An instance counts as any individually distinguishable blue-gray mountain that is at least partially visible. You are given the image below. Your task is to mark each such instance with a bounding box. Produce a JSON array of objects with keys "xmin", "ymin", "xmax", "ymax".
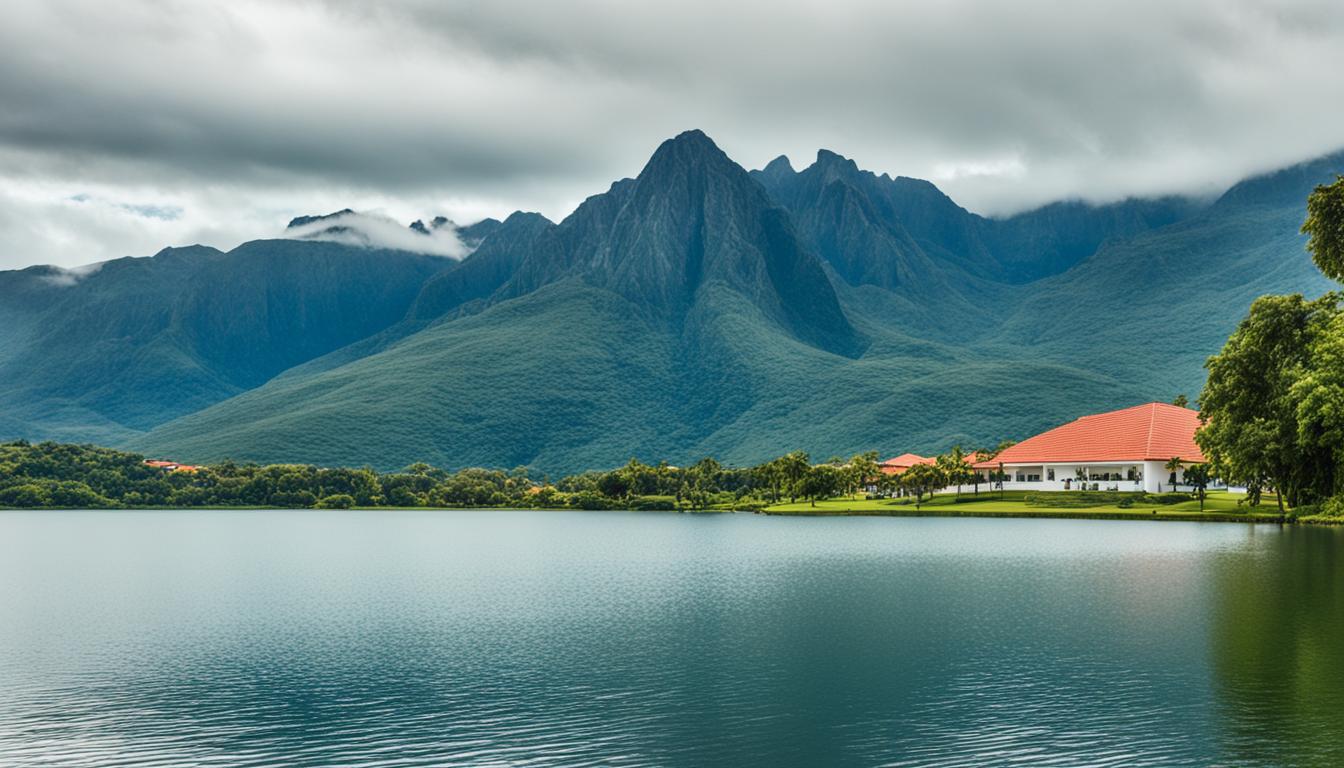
[{"xmin": 0, "ymin": 130, "xmax": 1336, "ymax": 472}]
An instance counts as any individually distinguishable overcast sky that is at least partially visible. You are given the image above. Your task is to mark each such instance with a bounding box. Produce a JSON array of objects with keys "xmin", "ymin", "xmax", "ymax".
[{"xmin": 2, "ymin": 0, "xmax": 1343, "ymax": 269}]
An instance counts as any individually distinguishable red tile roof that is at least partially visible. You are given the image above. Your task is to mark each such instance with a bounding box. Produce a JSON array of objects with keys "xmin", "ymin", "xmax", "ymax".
[
  {"xmin": 879, "ymin": 453, "xmax": 935, "ymax": 475},
  {"xmin": 973, "ymin": 403, "xmax": 1205, "ymax": 467}
]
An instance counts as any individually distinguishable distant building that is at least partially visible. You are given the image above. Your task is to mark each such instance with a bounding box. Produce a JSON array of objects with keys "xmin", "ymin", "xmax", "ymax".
[
  {"xmin": 879, "ymin": 453, "xmax": 935, "ymax": 475},
  {"xmin": 971, "ymin": 402, "xmax": 1207, "ymax": 493},
  {"xmin": 144, "ymin": 460, "xmax": 201, "ymax": 473}
]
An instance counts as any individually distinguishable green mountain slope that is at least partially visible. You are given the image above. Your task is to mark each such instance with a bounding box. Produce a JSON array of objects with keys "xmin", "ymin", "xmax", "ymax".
[
  {"xmin": 994, "ymin": 152, "xmax": 1342, "ymax": 400},
  {"xmin": 0, "ymin": 241, "xmax": 449, "ymax": 441}
]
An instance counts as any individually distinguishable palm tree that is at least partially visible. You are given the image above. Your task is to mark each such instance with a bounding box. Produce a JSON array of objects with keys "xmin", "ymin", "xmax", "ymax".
[
  {"xmin": 1164, "ymin": 456, "xmax": 1183, "ymax": 492},
  {"xmin": 1184, "ymin": 463, "xmax": 1210, "ymax": 511},
  {"xmin": 937, "ymin": 446, "xmax": 972, "ymax": 499}
]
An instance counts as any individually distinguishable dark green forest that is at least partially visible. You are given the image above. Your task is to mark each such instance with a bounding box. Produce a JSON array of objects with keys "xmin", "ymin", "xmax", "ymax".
[{"xmin": 0, "ymin": 440, "xmax": 893, "ymax": 511}]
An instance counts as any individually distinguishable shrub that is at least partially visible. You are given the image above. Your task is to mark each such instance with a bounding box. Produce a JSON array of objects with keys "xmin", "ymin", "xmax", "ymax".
[
  {"xmin": 317, "ymin": 494, "xmax": 355, "ymax": 509},
  {"xmin": 0, "ymin": 483, "xmax": 49, "ymax": 507},
  {"xmin": 630, "ymin": 495, "xmax": 676, "ymax": 511},
  {"xmin": 568, "ymin": 490, "xmax": 611, "ymax": 510},
  {"xmin": 1317, "ymin": 496, "xmax": 1344, "ymax": 518},
  {"xmin": 1142, "ymin": 493, "xmax": 1192, "ymax": 505},
  {"xmin": 1024, "ymin": 491, "xmax": 1143, "ymax": 508}
]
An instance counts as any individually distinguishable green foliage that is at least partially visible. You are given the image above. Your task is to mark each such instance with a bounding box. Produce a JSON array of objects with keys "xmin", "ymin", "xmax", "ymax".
[
  {"xmin": 936, "ymin": 446, "xmax": 974, "ymax": 496},
  {"xmin": 899, "ymin": 463, "xmax": 946, "ymax": 508},
  {"xmin": 1302, "ymin": 175, "xmax": 1344, "ymax": 282},
  {"xmin": 1144, "ymin": 492, "xmax": 1194, "ymax": 505},
  {"xmin": 1317, "ymin": 496, "xmax": 1344, "ymax": 518},
  {"xmin": 1198, "ymin": 292, "xmax": 1343, "ymax": 508},
  {"xmin": 0, "ymin": 441, "xmax": 793, "ymax": 511},
  {"xmin": 1023, "ymin": 491, "xmax": 1143, "ymax": 508}
]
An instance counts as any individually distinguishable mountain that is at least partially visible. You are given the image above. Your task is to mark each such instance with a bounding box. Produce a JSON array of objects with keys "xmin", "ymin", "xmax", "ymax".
[
  {"xmin": 991, "ymin": 151, "xmax": 1341, "ymax": 397},
  {"xmin": 0, "ymin": 241, "xmax": 449, "ymax": 443},
  {"xmin": 1, "ymin": 130, "xmax": 1338, "ymax": 473},
  {"xmin": 754, "ymin": 149, "xmax": 1200, "ymax": 290}
]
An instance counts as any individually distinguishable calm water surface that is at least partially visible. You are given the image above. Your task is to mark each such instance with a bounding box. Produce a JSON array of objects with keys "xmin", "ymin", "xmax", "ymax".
[{"xmin": 0, "ymin": 510, "xmax": 1341, "ymax": 767}]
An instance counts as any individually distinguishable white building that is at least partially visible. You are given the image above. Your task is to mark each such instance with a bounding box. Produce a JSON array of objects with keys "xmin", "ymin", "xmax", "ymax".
[{"xmin": 969, "ymin": 402, "xmax": 1208, "ymax": 494}]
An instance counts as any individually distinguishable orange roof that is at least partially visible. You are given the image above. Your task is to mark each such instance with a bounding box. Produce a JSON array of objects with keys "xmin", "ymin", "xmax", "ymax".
[
  {"xmin": 973, "ymin": 403, "xmax": 1205, "ymax": 467},
  {"xmin": 144, "ymin": 459, "xmax": 201, "ymax": 472},
  {"xmin": 881, "ymin": 453, "xmax": 933, "ymax": 466},
  {"xmin": 879, "ymin": 453, "xmax": 935, "ymax": 475}
]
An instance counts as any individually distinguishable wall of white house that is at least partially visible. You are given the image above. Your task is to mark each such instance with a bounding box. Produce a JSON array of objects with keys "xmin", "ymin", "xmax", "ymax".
[{"xmin": 936, "ymin": 461, "xmax": 1204, "ymax": 495}]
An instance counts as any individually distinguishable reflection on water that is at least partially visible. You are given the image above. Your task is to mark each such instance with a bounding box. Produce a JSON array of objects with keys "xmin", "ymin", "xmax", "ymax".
[
  {"xmin": 1211, "ymin": 526, "xmax": 1344, "ymax": 766},
  {"xmin": 0, "ymin": 510, "xmax": 1340, "ymax": 766}
]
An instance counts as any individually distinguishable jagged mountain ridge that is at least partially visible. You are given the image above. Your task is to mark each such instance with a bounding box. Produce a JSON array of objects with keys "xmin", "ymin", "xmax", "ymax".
[{"xmin": 1, "ymin": 130, "xmax": 1339, "ymax": 471}]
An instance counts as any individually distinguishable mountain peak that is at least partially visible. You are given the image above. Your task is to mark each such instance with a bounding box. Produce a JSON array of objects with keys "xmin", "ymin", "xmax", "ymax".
[
  {"xmin": 286, "ymin": 209, "xmax": 354, "ymax": 229},
  {"xmin": 813, "ymin": 149, "xmax": 860, "ymax": 175},
  {"xmin": 640, "ymin": 129, "xmax": 735, "ymax": 179},
  {"xmin": 758, "ymin": 155, "xmax": 796, "ymax": 185}
]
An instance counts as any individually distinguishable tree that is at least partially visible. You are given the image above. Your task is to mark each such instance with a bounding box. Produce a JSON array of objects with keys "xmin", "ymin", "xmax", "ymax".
[
  {"xmin": 778, "ymin": 451, "xmax": 811, "ymax": 503},
  {"xmin": 936, "ymin": 446, "xmax": 973, "ymax": 499},
  {"xmin": 1302, "ymin": 175, "xmax": 1344, "ymax": 282},
  {"xmin": 901, "ymin": 463, "xmax": 945, "ymax": 509},
  {"xmin": 1164, "ymin": 457, "xmax": 1184, "ymax": 492},
  {"xmin": 1290, "ymin": 313, "xmax": 1344, "ymax": 500},
  {"xmin": 1172, "ymin": 394, "xmax": 1189, "ymax": 408},
  {"xmin": 800, "ymin": 464, "xmax": 843, "ymax": 506},
  {"xmin": 1184, "ymin": 463, "xmax": 1211, "ymax": 512},
  {"xmin": 970, "ymin": 448, "xmax": 991, "ymax": 496},
  {"xmin": 847, "ymin": 451, "xmax": 880, "ymax": 497},
  {"xmin": 1197, "ymin": 293, "xmax": 1341, "ymax": 510},
  {"xmin": 753, "ymin": 459, "xmax": 784, "ymax": 502}
]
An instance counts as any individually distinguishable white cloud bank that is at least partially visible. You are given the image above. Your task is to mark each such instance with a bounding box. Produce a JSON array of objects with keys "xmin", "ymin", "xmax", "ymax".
[{"xmin": 284, "ymin": 210, "xmax": 470, "ymax": 259}]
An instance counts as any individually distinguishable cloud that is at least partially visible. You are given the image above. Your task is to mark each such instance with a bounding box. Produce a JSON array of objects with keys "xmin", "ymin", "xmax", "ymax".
[
  {"xmin": 0, "ymin": 0, "xmax": 1342, "ymax": 268},
  {"xmin": 36, "ymin": 261, "xmax": 103, "ymax": 287},
  {"xmin": 284, "ymin": 210, "xmax": 469, "ymax": 258},
  {"xmin": 69, "ymin": 194, "xmax": 184, "ymax": 221}
]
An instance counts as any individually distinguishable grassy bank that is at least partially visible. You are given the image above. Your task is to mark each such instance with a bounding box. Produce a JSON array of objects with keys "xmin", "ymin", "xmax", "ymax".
[{"xmin": 764, "ymin": 490, "xmax": 1293, "ymax": 523}]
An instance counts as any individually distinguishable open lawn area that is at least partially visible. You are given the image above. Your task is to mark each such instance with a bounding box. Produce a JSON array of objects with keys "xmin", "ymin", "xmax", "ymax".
[{"xmin": 764, "ymin": 490, "xmax": 1289, "ymax": 522}]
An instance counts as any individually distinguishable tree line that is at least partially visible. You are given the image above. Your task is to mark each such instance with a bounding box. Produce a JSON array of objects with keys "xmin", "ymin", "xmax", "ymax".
[
  {"xmin": 0, "ymin": 439, "xmax": 1045, "ymax": 511},
  {"xmin": 0, "ymin": 441, "xmax": 957, "ymax": 510}
]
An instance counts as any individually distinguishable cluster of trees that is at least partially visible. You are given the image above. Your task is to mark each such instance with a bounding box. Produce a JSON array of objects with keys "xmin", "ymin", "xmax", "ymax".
[
  {"xmin": 1196, "ymin": 175, "xmax": 1344, "ymax": 515},
  {"xmin": 0, "ymin": 439, "xmax": 1030, "ymax": 511},
  {"xmin": 0, "ymin": 442, "xmax": 929, "ymax": 510}
]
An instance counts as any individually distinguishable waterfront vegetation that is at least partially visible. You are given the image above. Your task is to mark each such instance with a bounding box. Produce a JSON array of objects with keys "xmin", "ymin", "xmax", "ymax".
[
  {"xmin": 763, "ymin": 490, "xmax": 1294, "ymax": 522},
  {"xmin": 3, "ymin": 439, "xmax": 1341, "ymax": 523}
]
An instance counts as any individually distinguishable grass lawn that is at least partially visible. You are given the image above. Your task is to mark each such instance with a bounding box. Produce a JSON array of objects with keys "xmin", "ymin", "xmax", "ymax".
[{"xmin": 764, "ymin": 490, "xmax": 1288, "ymax": 522}]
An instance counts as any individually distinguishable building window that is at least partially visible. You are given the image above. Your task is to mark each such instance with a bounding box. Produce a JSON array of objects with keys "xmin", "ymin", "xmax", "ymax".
[{"xmin": 1047, "ymin": 468, "xmax": 1055, "ymax": 481}]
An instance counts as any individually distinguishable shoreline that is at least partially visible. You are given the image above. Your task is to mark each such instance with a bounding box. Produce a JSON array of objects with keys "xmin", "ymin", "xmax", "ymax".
[
  {"xmin": 759, "ymin": 507, "xmax": 1297, "ymax": 524},
  {"xmin": 4, "ymin": 504, "xmax": 1339, "ymax": 525}
]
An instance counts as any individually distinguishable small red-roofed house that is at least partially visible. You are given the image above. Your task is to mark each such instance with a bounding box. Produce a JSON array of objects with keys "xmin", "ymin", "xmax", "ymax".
[
  {"xmin": 970, "ymin": 402, "xmax": 1207, "ymax": 493},
  {"xmin": 144, "ymin": 459, "xmax": 201, "ymax": 473},
  {"xmin": 879, "ymin": 453, "xmax": 935, "ymax": 476}
]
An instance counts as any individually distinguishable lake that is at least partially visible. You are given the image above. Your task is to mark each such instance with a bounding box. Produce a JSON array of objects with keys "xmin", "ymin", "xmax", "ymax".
[{"xmin": 0, "ymin": 510, "xmax": 1341, "ymax": 766}]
